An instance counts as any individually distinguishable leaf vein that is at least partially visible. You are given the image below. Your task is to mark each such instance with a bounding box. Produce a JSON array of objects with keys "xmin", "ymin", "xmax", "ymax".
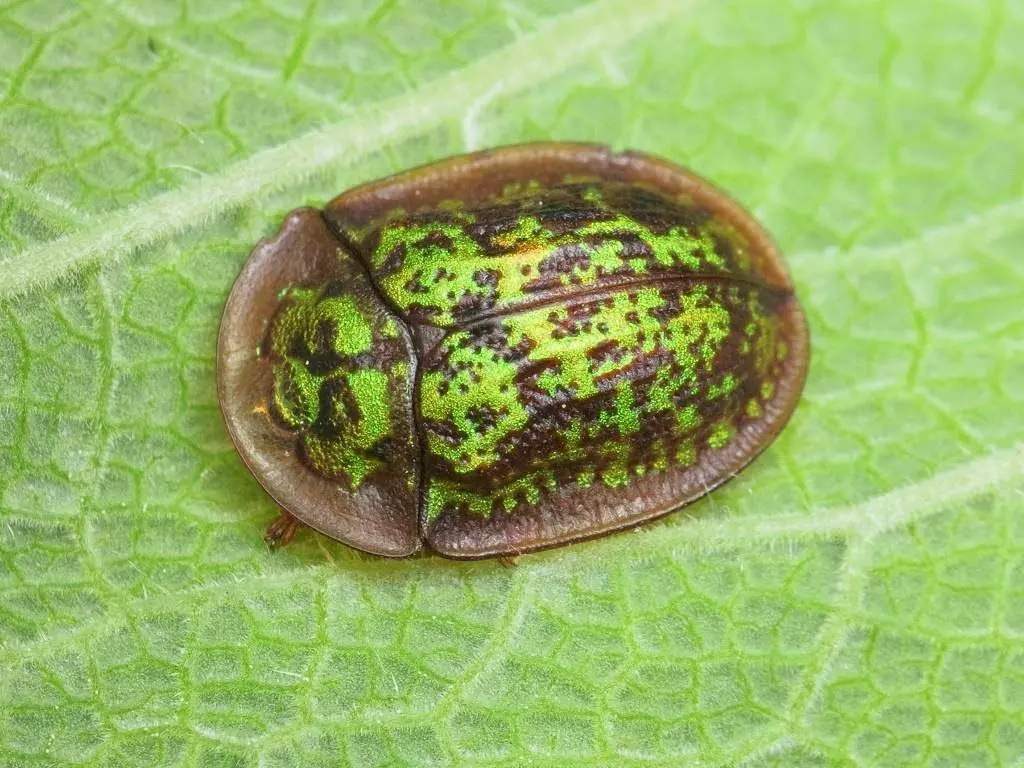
[
  {"xmin": 789, "ymin": 195, "xmax": 1024, "ymax": 271},
  {"xmin": 0, "ymin": 0, "xmax": 687, "ymax": 298},
  {"xmin": 2, "ymin": 446, "xmax": 1018, "ymax": 667}
]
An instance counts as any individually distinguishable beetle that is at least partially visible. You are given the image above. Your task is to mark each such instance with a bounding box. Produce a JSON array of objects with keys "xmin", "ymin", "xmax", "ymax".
[{"xmin": 217, "ymin": 142, "xmax": 808, "ymax": 559}]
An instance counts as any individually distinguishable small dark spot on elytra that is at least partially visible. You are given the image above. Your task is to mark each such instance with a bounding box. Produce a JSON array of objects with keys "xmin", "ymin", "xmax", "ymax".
[
  {"xmin": 417, "ymin": 231, "xmax": 455, "ymax": 251},
  {"xmin": 588, "ymin": 339, "xmax": 625, "ymax": 368},
  {"xmin": 403, "ymin": 270, "xmax": 430, "ymax": 294},
  {"xmin": 430, "ymin": 420, "xmax": 463, "ymax": 446},
  {"xmin": 711, "ymin": 233, "xmax": 735, "ymax": 267},
  {"xmin": 403, "ymin": 303, "xmax": 440, "ymax": 324},
  {"xmin": 314, "ymin": 377, "xmax": 359, "ymax": 435},
  {"xmin": 349, "ymin": 351, "xmax": 376, "ymax": 369},
  {"xmin": 380, "ymin": 242, "xmax": 407, "ymax": 275},
  {"xmin": 537, "ymin": 243, "xmax": 590, "ymax": 277},
  {"xmin": 463, "ymin": 323, "xmax": 522, "ymax": 359},
  {"xmin": 472, "ymin": 268, "xmax": 500, "ymax": 288},
  {"xmin": 466, "ymin": 404, "xmax": 501, "ymax": 433},
  {"xmin": 320, "ymin": 281, "xmax": 347, "ymax": 298},
  {"xmin": 369, "ymin": 437, "xmax": 396, "ymax": 461},
  {"xmin": 453, "ymin": 290, "xmax": 496, "ymax": 322}
]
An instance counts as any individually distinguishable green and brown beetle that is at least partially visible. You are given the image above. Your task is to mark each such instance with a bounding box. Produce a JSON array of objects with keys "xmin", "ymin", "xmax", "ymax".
[{"xmin": 217, "ymin": 143, "xmax": 808, "ymax": 559}]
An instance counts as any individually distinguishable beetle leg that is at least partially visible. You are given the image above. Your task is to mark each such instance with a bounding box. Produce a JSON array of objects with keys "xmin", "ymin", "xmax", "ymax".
[{"xmin": 264, "ymin": 510, "xmax": 302, "ymax": 548}]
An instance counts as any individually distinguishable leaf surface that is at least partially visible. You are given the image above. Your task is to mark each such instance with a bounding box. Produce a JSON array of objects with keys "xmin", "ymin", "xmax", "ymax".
[{"xmin": 1, "ymin": 0, "xmax": 1023, "ymax": 765}]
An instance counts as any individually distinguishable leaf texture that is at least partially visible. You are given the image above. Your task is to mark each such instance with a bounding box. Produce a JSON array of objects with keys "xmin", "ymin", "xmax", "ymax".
[{"xmin": 1, "ymin": 0, "xmax": 1023, "ymax": 765}]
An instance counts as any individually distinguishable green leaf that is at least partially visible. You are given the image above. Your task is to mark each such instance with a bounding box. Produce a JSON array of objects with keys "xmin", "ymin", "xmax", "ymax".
[{"xmin": 1, "ymin": 0, "xmax": 1022, "ymax": 765}]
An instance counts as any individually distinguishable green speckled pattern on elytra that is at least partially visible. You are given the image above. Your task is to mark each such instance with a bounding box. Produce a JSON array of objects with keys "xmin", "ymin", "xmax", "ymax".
[
  {"xmin": 341, "ymin": 182, "xmax": 755, "ymax": 326},
  {"xmin": 419, "ymin": 280, "xmax": 786, "ymax": 520},
  {"xmin": 325, "ymin": 177, "xmax": 793, "ymax": 522},
  {"xmin": 267, "ymin": 282, "xmax": 408, "ymax": 491}
]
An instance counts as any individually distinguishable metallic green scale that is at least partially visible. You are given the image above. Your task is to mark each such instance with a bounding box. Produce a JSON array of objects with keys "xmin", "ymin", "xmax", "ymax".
[{"xmin": 269, "ymin": 287, "xmax": 397, "ymax": 490}]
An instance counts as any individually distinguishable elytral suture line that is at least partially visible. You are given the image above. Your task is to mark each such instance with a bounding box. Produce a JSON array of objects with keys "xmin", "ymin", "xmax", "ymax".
[{"xmin": 0, "ymin": 0, "xmax": 691, "ymax": 299}]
